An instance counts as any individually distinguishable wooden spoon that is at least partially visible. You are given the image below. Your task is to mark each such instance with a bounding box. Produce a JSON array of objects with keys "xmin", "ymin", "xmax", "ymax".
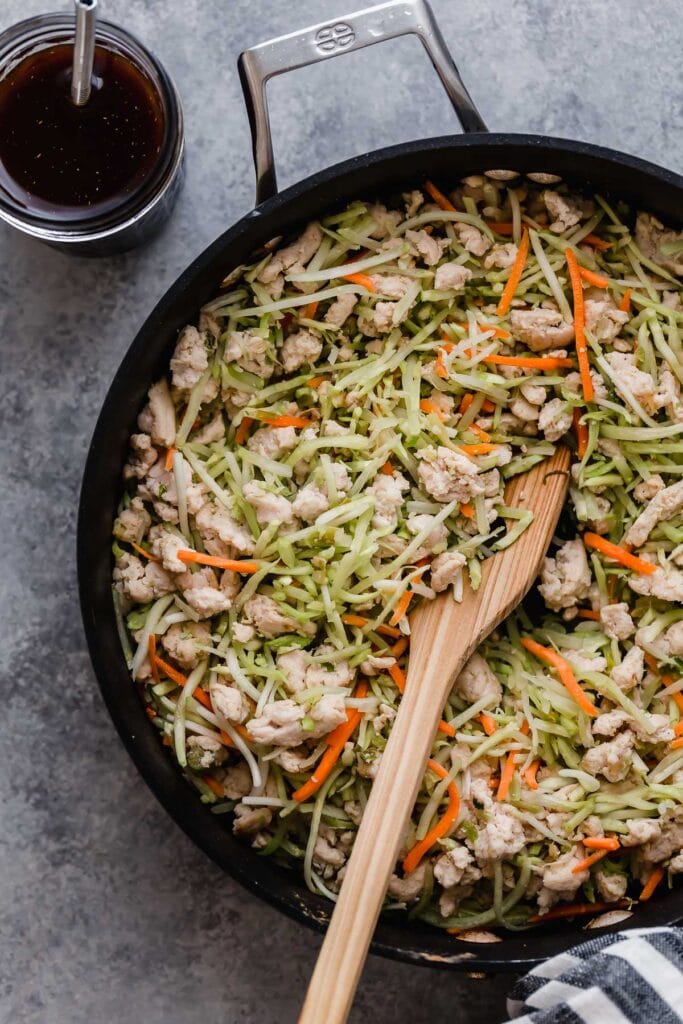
[{"xmin": 298, "ymin": 446, "xmax": 571, "ymax": 1024}]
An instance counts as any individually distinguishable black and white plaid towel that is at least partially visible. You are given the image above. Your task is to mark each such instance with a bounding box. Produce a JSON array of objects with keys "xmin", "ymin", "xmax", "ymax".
[{"xmin": 507, "ymin": 927, "xmax": 683, "ymax": 1023}]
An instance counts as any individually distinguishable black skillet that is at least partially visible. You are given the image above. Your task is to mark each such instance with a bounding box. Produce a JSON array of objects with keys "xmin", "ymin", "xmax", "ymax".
[{"xmin": 78, "ymin": 0, "xmax": 683, "ymax": 971}]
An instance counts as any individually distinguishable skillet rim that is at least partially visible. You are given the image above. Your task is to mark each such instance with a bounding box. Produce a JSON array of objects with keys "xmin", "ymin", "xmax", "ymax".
[{"xmin": 78, "ymin": 131, "xmax": 683, "ymax": 971}]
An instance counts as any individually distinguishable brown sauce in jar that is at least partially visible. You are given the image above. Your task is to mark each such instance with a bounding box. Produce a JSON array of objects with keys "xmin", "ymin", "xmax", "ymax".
[{"xmin": 0, "ymin": 42, "xmax": 166, "ymax": 221}]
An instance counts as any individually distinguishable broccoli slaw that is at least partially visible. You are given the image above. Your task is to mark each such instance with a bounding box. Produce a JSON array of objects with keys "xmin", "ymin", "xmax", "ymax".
[{"xmin": 111, "ymin": 170, "xmax": 683, "ymax": 933}]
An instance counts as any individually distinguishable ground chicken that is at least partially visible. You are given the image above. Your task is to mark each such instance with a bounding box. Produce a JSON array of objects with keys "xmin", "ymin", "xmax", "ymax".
[
  {"xmin": 665, "ymin": 620, "xmax": 683, "ymax": 656},
  {"xmin": 417, "ymin": 445, "xmax": 484, "ymax": 504},
  {"xmin": 247, "ymin": 425, "xmax": 298, "ymax": 461},
  {"xmin": 142, "ymin": 458, "xmax": 205, "ymax": 524},
  {"xmin": 431, "ymin": 551, "xmax": 467, "ymax": 592},
  {"xmin": 225, "ymin": 330, "xmax": 274, "ymax": 379},
  {"xmin": 619, "ymin": 818, "xmax": 662, "ymax": 848},
  {"xmin": 456, "ymin": 223, "xmax": 491, "ymax": 257},
  {"xmin": 387, "ymin": 863, "xmax": 428, "ymax": 903},
  {"xmin": 368, "ymin": 471, "xmax": 409, "ymax": 529},
  {"xmin": 259, "ymin": 222, "xmax": 323, "ymax": 283},
  {"xmin": 610, "ymin": 646, "xmax": 645, "ymax": 693},
  {"xmin": 360, "ymin": 655, "xmax": 395, "ymax": 678},
  {"xmin": 124, "ymin": 433, "xmax": 158, "ymax": 480},
  {"xmin": 368, "ymin": 273, "xmax": 413, "ymax": 299},
  {"xmin": 509, "ymin": 306, "xmax": 575, "ymax": 351},
  {"xmin": 247, "ymin": 694, "xmax": 346, "ymax": 746},
  {"xmin": 137, "ymin": 379, "xmax": 176, "ymax": 448},
  {"xmin": 193, "ymin": 503, "xmax": 253, "ymax": 559},
  {"xmin": 194, "ymin": 412, "xmax": 225, "ymax": 445},
  {"xmin": 537, "ymin": 849, "xmax": 590, "ymax": 913},
  {"xmin": 595, "ymin": 870, "xmax": 628, "ymax": 902},
  {"xmin": 186, "ymin": 735, "xmax": 226, "ymax": 771},
  {"xmin": 510, "ymin": 396, "xmax": 541, "ymax": 423},
  {"xmin": 403, "ymin": 190, "xmax": 424, "ymax": 217},
  {"xmin": 406, "ymin": 513, "xmax": 448, "ymax": 557},
  {"xmin": 222, "ymin": 761, "xmax": 252, "ymax": 800},
  {"xmin": 483, "ymin": 243, "xmax": 518, "ymax": 269},
  {"xmin": 538, "ymin": 398, "xmax": 573, "ymax": 442},
  {"xmin": 372, "ymin": 702, "xmax": 396, "ymax": 733},
  {"xmin": 113, "ymin": 497, "xmax": 151, "ymax": 545},
  {"xmin": 368, "ymin": 204, "xmax": 402, "ymax": 239},
  {"xmin": 324, "ymin": 292, "xmax": 357, "ymax": 328},
  {"xmin": 433, "ymin": 262, "xmax": 472, "ymax": 290},
  {"xmin": 582, "ymin": 730, "xmax": 634, "ymax": 782},
  {"xmin": 624, "ymin": 480, "xmax": 683, "ymax": 548},
  {"xmin": 291, "ymin": 483, "xmax": 329, "ymax": 522},
  {"xmin": 584, "ymin": 294, "xmax": 629, "ymax": 342},
  {"xmin": 564, "ymin": 369, "xmax": 608, "ymax": 404},
  {"xmin": 538, "ymin": 539, "xmax": 591, "ymax": 612},
  {"xmin": 276, "ymin": 649, "xmax": 308, "ymax": 693},
  {"xmin": 242, "ymin": 481, "xmax": 294, "ymax": 525},
  {"xmin": 600, "ymin": 602, "xmax": 635, "ymax": 641},
  {"xmin": 313, "ymin": 834, "xmax": 346, "ymax": 870},
  {"xmin": 629, "ymin": 564, "xmax": 683, "ymax": 602},
  {"xmin": 592, "ymin": 708, "xmax": 673, "ymax": 743},
  {"xmin": 656, "ymin": 367, "xmax": 683, "ymax": 423},
  {"xmin": 453, "ymin": 652, "xmax": 502, "ymax": 706},
  {"xmin": 564, "ymin": 650, "xmax": 608, "ymax": 675},
  {"xmin": 178, "ymin": 566, "xmax": 232, "ymax": 617},
  {"xmin": 543, "ymin": 190, "xmax": 590, "ymax": 232},
  {"xmin": 280, "ymin": 329, "xmax": 322, "ymax": 373},
  {"xmin": 433, "ymin": 845, "xmax": 481, "ymax": 889},
  {"xmin": 210, "ymin": 681, "xmax": 249, "ymax": 723},
  {"xmin": 635, "ymin": 213, "xmax": 683, "ymax": 276},
  {"xmin": 243, "ymin": 594, "xmax": 314, "ymax": 638},
  {"xmin": 406, "ymin": 228, "xmax": 447, "ymax": 265},
  {"xmin": 305, "ymin": 646, "xmax": 354, "ymax": 688},
  {"xmin": 233, "ymin": 804, "xmax": 273, "ymax": 835},
  {"xmin": 114, "ymin": 553, "xmax": 175, "ymax": 604},
  {"xmin": 604, "ymin": 352, "xmax": 658, "ymax": 415},
  {"xmin": 148, "ymin": 526, "xmax": 187, "ymax": 573},
  {"xmin": 473, "ymin": 804, "xmax": 526, "ymax": 862},
  {"xmin": 170, "ymin": 325, "xmax": 208, "ymax": 390},
  {"xmin": 637, "ymin": 808, "xmax": 683, "ymax": 877},
  {"xmin": 161, "ymin": 621, "xmax": 211, "ymax": 669}
]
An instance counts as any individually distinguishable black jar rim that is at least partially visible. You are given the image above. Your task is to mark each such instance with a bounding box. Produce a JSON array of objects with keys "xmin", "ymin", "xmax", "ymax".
[{"xmin": 0, "ymin": 15, "xmax": 183, "ymax": 236}]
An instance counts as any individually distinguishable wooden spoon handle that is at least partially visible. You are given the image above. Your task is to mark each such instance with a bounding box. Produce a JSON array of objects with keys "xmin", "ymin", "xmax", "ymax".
[{"xmin": 297, "ymin": 617, "xmax": 471, "ymax": 1024}]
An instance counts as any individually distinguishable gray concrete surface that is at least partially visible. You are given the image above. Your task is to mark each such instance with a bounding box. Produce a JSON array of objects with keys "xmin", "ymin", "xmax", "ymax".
[{"xmin": 0, "ymin": 2, "xmax": 681, "ymax": 1022}]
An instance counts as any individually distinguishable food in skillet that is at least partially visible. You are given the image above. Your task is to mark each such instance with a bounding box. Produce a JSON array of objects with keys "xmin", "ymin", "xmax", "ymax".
[{"xmin": 112, "ymin": 172, "xmax": 683, "ymax": 932}]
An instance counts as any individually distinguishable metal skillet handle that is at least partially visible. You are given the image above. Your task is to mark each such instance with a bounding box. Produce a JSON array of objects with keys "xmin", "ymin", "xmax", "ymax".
[{"xmin": 238, "ymin": 0, "xmax": 487, "ymax": 205}]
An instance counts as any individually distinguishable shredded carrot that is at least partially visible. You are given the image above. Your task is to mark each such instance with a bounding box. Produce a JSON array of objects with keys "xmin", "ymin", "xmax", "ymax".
[
  {"xmin": 259, "ymin": 414, "xmax": 311, "ymax": 428},
  {"xmin": 496, "ymin": 227, "xmax": 530, "ymax": 316},
  {"xmin": 473, "ymin": 352, "xmax": 573, "ymax": 372},
  {"xmin": 565, "ymin": 247, "xmax": 594, "ymax": 402},
  {"xmin": 479, "ymin": 712, "xmax": 497, "ymax": 736},
  {"xmin": 403, "ymin": 759, "xmax": 460, "ymax": 874},
  {"xmin": 437, "ymin": 720, "xmax": 456, "ymax": 737},
  {"xmin": 379, "ymin": 460, "xmax": 395, "ymax": 476},
  {"xmin": 162, "ymin": 734, "xmax": 172, "ymax": 747},
  {"xmin": 529, "ymin": 899, "xmax": 629, "ymax": 924},
  {"xmin": 486, "ymin": 222, "xmax": 514, "ymax": 235},
  {"xmin": 520, "ymin": 637, "xmax": 598, "ymax": 717},
  {"xmin": 577, "ymin": 608, "xmax": 600, "ymax": 621},
  {"xmin": 583, "ymin": 233, "xmax": 612, "ymax": 252},
  {"xmin": 164, "ymin": 446, "xmax": 176, "ymax": 471},
  {"xmin": 434, "ymin": 348, "xmax": 449, "ymax": 379},
  {"xmin": 341, "ymin": 613, "xmax": 401, "ymax": 638},
  {"xmin": 420, "ymin": 398, "xmax": 448, "ymax": 421},
  {"xmin": 670, "ymin": 736, "xmax": 683, "ymax": 751},
  {"xmin": 672, "ymin": 692, "xmax": 683, "ymax": 715},
  {"xmin": 460, "ymin": 502, "xmax": 475, "ymax": 519},
  {"xmin": 523, "ymin": 760, "xmax": 540, "ymax": 790},
  {"xmin": 583, "ymin": 533, "xmax": 656, "ymax": 575},
  {"xmin": 458, "ymin": 443, "xmax": 498, "ymax": 456},
  {"xmin": 619, "ymin": 288, "xmax": 632, "ymax": 314},
  {"xmin": 459, "ymin": 393, "xmax": 496, "ymax": 415},
  {"xmin": 148, "ymin": 634, "xmax": 160, "ymax": 685},
  {"xmin": 496, "ymin": 750, "xmax": 518, "ymax": 801},
  {"xmin": 640, "ymin": 866, "xmax": 665, "ymax": 901},
  {"xmin": 583, "ymin": 836, "xmax": 620, "ymax": 851},
  {"xmin": 343, "ymin": 271, "xmax": 375, "ymax": 291},
  {"xmin": 645, "ymin": 652, "xmax": 660, "ymax": 674},
  {"xmin": 145, "ymin": 706, "xmax": 157, "ymax": 720},
  {"xmin": 572, "ymin": 849, "xmax": 610, "ymax": 873},
  {"xmin": 177, "ymin": 551, "xmax": 259, "ymax": 573},
  {"xmin": 302, "ymin": 300, "xmax": 319, "ymax": 320},
  {"xmin": 390, "ymin": 636, "xmax": 410, "ymax": 659},
  {"xmin": 307, "ymin": 376, "xmax": 326, "ymax": 389},
  {"xmin": 152, "ymin": 654, "xmax": 213, "ymax": 711},
  {"xmin": 467, "ymin": 423, "xmax": 491, "ymax": 443},
  {"xmin": 388, "ymin": 662, "xmax": 407, "ymax": 693},
  {"xmin": 203, "ymin": 775, "xmax": 225, "ymax": 797},
  {"xmin": 130, "ymin": 542, "xmax": 159, "ymax": 562},
  {"xmin": 293, "ymin": 682, "xmax": 368, "ymax": 802},
  {"xmin": 424, "ymin": 179, "xmax": 456, "ymax": 212},
  {"xmin": 578, "ymin": 266, "xmax": 610, "ymax": 289},
  {"xmin": 573, "ymin": 408, "xmax": 589, "ymax": 458},
  {"xmin": 235, "ymin": 416, "xmax": 253, "ymax": 445},
  {"xmin": 389, "ymin": 589, "xmax": 415, "ymax": 626}
]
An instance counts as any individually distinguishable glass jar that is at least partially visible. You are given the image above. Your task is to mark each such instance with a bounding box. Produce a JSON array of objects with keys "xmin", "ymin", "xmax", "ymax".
[{"xmin": 0, "ymin": 14, "xmax": 184, "ymax": 255}]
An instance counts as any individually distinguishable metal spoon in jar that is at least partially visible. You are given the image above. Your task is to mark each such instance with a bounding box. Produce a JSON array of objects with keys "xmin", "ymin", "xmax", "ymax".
[{"xmin": 71, "ymin": 0, "xmax": 97, "ymax": 106}]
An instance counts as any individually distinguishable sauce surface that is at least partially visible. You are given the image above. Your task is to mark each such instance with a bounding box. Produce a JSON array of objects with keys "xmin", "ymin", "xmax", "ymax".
[{"xmin": 0, "ymin": 43, "xmax": 166, "ymax": 221}]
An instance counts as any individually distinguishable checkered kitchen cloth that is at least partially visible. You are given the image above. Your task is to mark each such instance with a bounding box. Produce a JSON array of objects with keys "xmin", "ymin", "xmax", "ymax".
[{"xmin": 507, "ymin": 927, "xmax": 683, "ymax": 1023}]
